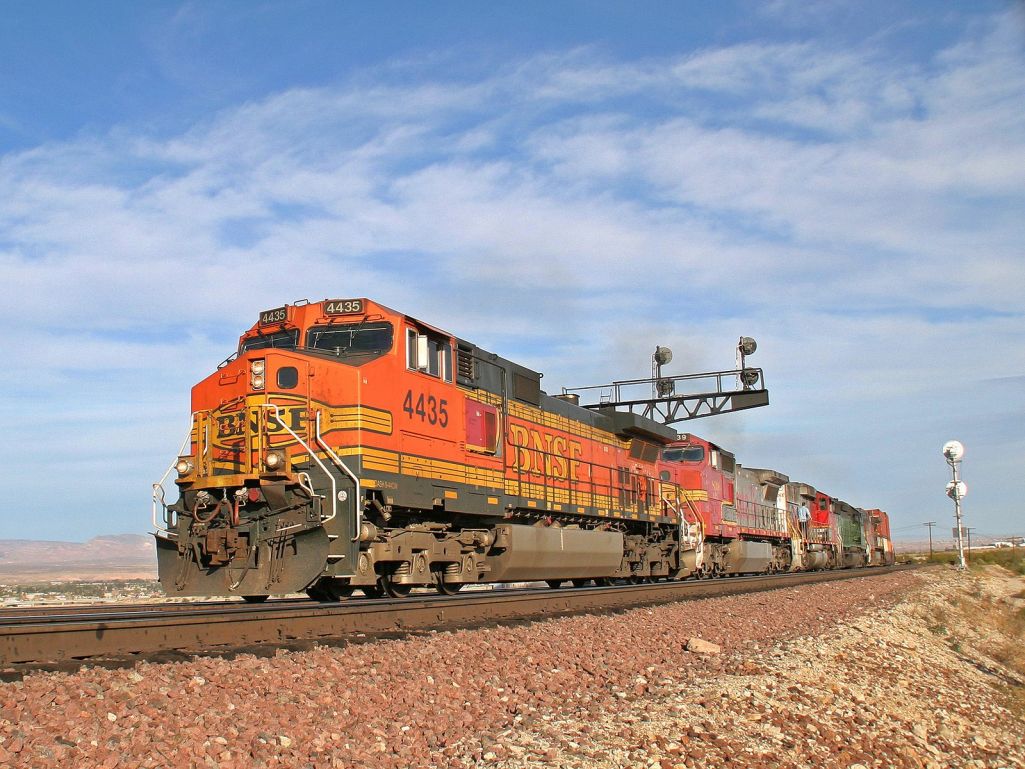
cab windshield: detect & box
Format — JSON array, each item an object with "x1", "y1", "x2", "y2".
[
  {"x1": 307, "y1": 321, "x2": 393, "y2": 361},
  {"x1": 240, "y1": 329, "x2": 299, "y2": 352},
  {"x1": 662, "y1": 445, "x2": 705, "y2": 463}
]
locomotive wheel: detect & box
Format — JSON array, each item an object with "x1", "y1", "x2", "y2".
[
  {"x1": 545, "y1": 579, "x2": 564, "y2": 589},
  {"x1": 594, "y1": 578, "x2": 613, "y2": 587},
  {"x1": 571, "y1": 578, "x2": 591, "y2": 588},
  {"x1": 434, "y1": 572, "x2": 464, "y2": 595},
  {"x1": 306, "y1": 580, "x2": 354, "y2": 602},
  {"x1": 242, "y1": 595, "x2": 269, "y2": 603},
  {"x1": 361, "y1": 584, "x2": 384, "y2": 599},
  {"x1": 380, "y1": 573, "x2": 413, "y2": 598}
]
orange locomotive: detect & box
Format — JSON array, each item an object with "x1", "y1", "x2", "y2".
[
  {"x1": 152, "y1": 297, "x2": 891, "y2": 601},
  {"x1": 154, "y1": 297, "x2": 695, "y2": 600}
]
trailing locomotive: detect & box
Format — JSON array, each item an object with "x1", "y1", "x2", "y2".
[{"x1": 152, "y1": 297, "x2": 893, "y2": 601}]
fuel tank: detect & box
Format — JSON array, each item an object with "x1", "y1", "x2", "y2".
[{"x1": 486, "y1": 524, "x2": 624, "y2": 582}]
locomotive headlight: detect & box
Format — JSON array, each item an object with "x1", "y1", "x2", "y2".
[
  {"x1": 175, "y1": 457, "x2": 194, "y2": 476},
  {"x1": 264, "y1": 450, "x2": 285, "y2": 470},
  {"x1": 251, "y1": 359, "x2": 266, "y2": 390}
]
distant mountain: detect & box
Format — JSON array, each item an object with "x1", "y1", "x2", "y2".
[
  {"x1": 0, "y1": 533, "x2": 153, "y2": 563},
  {"x1": 0, "y1": 533, "x2": 156, "y2": 581}
]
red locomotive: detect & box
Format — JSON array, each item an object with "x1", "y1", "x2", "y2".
[{"x1": 152, "y1": 298, "x2": 893, "y2": 601}]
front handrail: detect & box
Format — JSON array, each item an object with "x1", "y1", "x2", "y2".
[
  {"x1": 679, "y1": 491, "x2": 706, "y2": 566},
  {"x1": 314, "y1": 412, "x2": 361, "y2": 540},
  {"x1": 152, "y1": 412, "x2": 200, "y2": 535},
  {"x1": 258, "y1": 403, "x2": 337, "y2": 527}
]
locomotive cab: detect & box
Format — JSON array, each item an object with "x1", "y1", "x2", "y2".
[{"x1": 661, "y1": 434, "x2": 737, "y2": 539}]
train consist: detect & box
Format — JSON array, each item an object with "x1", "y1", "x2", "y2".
[{"x1": 153, "y1": 297, "x2": 894, "y2": 601}]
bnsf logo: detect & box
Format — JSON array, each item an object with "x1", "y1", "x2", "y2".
[
  {"x1": 214, "y1": 407, "x2": 306, "y2": 443},
  {"x1": 507, "y1": 423, "x2": 584, "y2": 481}
]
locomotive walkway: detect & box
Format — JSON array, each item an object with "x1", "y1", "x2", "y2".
[{"x1": 0, "y1": 566, "x2": 906, "y2": 675}]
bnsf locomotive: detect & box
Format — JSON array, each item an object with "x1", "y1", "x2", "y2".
[{"x1": 152, "y1": 298, "x2": 894, "y2": 601}]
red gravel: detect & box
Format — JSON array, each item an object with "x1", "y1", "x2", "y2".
[{"x1": 0, "y1": 573, "x2": 914, "y2": 768}]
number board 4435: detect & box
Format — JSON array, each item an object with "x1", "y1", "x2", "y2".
[
  {"x1": 259, "y1": 306, "x2": 287, "y2": 325},
  {"x1": 325, "y1": 299, "x2": 365, "y2": 315}
]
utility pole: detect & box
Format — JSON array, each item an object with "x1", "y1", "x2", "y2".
[
  {"x1": 965, "y1": 527, "x2": 974, "y2": 562},
  {"x1": 942, "y1": 441, "x2": 968, "y2": 571},
  {"x1": 923, "y1": 521, "x2": 936, "y2": 558}
]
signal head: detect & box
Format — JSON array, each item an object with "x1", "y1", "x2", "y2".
[
  {"x1": 945, "y1": 480, "x2": 968, "y2": 499},
  {"x1": 942, "y1": 440, "x2": 964, "y2": 462}
]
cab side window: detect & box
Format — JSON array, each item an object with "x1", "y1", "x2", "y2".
[{"x1": 407, "y1": 328, "x2": 452, "y2": 382}]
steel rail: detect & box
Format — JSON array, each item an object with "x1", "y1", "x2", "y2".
[
  {"x1": 0, "y1": 585, "x2": 599, "y2": 621},
  {"x1": 0, "y1": 598, "x2": 316, "y2": 623},
  {"x1": 1, "y1": 567, "x2": 908, "y2": 670}
]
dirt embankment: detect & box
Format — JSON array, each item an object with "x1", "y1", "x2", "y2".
[{"x1": 1, "y1": 567, "x2": 1022, "y2": 768}]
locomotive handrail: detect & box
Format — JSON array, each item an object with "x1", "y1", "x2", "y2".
[
  {"x1": 151, "y1": 411, "x2": 201, "y2": 535},
  {"x1": 258, "y1": 403, "x2": 337, "y2": 527},
  {"x1": 217, "y1": 351, "x2": 239, "y2": 369},
  {"x1": 677, "y1": 491, "x2": 705, "y2": 568},
  {"x1": 314, "y1": 410, "x2": 362, "y2": 539}
]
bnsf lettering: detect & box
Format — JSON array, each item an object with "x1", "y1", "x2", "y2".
[
  {"x1": 216, "y1": 408, "x2": 305, "y2": 439},
  {"x1": 507, "y1": 423, "x2": 583, "y2": 481}
]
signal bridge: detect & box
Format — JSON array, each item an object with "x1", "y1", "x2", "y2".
[{"x1": 563, "y1": 337, "x2": 769, "y2": 427}]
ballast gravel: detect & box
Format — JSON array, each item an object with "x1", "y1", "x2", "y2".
[{"x1": 1, "y1": 570, "x2": 1021, "y2": 768}]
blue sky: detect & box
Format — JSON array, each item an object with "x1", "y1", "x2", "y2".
[{"x1": 1, "y1": 1, "x2": 1022, "y2": 542}]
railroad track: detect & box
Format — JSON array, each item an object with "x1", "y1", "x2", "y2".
[{"x1": 1, "y1": 566, "x2": 908, "y2": 676}]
